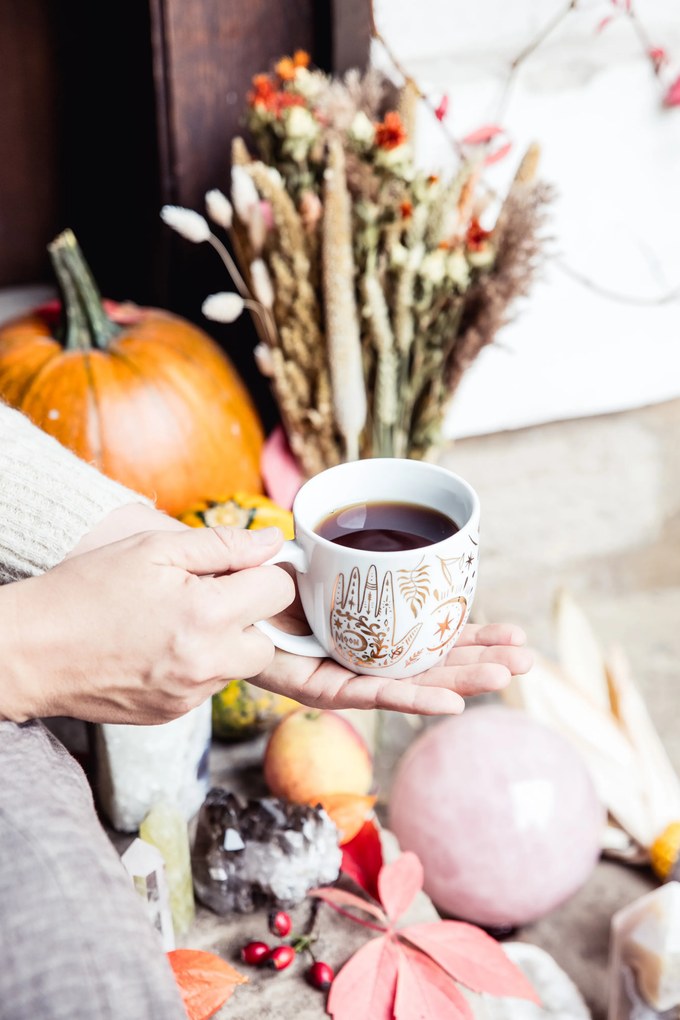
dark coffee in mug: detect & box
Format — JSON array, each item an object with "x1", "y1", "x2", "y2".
[{"x1": 314, "y1": 500, "x2": 458, "y2": 553}]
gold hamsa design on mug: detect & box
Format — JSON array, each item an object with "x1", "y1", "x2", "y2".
[{"x1": 330, "y1": 565, "x2": 422, "y2": 668}]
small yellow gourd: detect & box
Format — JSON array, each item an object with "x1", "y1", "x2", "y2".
[
  {"x1": 178, "y1": 492, "x2": 297, "y2": 741},
  {"x1": 650, "y1": 821, "x2": 680, "y2": 881},
  {"x1": 179, "y1": 492, "x2": 294, "y2": 538}
]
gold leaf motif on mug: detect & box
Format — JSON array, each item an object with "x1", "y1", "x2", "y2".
[
  {"x1": 397, "y1": 557, "x2": 431, "y2": 617},
  {"x1": 437, "y1": 553, "x2": 466, "y2": 587}
]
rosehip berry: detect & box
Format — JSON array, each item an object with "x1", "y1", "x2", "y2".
[
  {"x1": 268, "y1": 910, "x2": 292, "y2": 937},
  {"x1": 240, "y1": 940, "x2": 270, "y2": 966},
  {"x1": 306, "y1": 960, "x2": 334, "y2": 990},
  {"x1": 267, "y1": 944, "x2": 296, "y2": 971}
]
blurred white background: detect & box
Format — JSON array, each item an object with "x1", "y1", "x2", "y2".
[{"x1": 372, "y1": 0, "x2": 680, "y2": 438}]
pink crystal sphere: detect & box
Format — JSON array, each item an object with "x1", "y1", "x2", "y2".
[{"x1": 389, "y1": 705, "x2": 605, "y2": 927}]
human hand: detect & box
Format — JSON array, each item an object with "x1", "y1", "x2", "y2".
[
  {"x1": 69, "y1": 501, "x2": 188, "y2": 555},
  {"x1": 3, "y1": 526, "x2": 294, "y2": 725},
  {"x1": 253, "y1": 600, "x2": 533, "y2": 714}
]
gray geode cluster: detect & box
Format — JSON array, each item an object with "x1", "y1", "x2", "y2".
[{"x1": 191, "y1": 789, "x2": 342, "y2": 913}]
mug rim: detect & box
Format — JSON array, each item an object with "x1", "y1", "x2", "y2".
[{"x1": 291, "y1": 457, "x2": 480, "y2": 559}]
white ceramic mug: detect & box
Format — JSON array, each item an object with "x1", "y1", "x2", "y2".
[{"x1": 257, "y1": 458, "x2": 480, "y2": 679}]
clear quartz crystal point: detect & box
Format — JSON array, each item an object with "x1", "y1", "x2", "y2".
[
  {"x1": 121, "y1": 837, "x2": 175, "y2": 951},
  {"x1": 139, "y1": 801, "x2": 196, "y2": 937}
]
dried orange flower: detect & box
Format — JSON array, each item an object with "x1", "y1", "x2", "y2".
[
  {"x1": 272, "y1": 92, "x2": 306, "y2": 115},
  {"x1": 375, "y1": 111, "x2": 407, "y2": 150},
  {"x1": 275, "y1": 57, "x2": 297, "y2": 81},
  {"x1": 400, "y1": 200, "x2": 413, "y2": 220},
  {"x1": 249, "y1": 74, "x2": 275, "y2": 107},
  {"x1": 275, "y1": 51, "x2": 310, "y2": 80}
]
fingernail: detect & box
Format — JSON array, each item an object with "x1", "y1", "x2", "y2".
[{"x1": 250, "y1": 526, "x2": 281, "y2": 544}]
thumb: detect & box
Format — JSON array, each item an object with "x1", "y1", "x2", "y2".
[{"x1": 146, "y1": 525, "x2": 285, "y2": 575}]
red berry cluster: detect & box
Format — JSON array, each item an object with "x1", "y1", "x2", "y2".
[{"x1": 239, "y1": 910, "x2": 334, "y2": 992}]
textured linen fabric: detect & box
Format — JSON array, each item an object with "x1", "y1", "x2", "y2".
[
  {"x1": 0, "y1": 721, "x2": 186, "y2": 1020},
  {"x1": 0, "y1": 404, "x2": 152, "y2": 583},
  {"x1": 0, "y1": 404, "x2": 184, "y2": 1018}
]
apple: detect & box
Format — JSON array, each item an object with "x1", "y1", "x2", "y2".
[{"x1": 263, "y1": 709, "x2": 373, "y2": 803}]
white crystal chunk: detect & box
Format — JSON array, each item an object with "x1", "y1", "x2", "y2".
[{"x1": 609, "y1": 881, "x2": 680, "y2": 1018}]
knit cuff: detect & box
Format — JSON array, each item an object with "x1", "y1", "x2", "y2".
[{"x1": 0, "y1": 406, "x2": 154, "y2": 582}]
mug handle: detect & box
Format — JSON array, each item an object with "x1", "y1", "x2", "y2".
[{"x1": 254, "y1": 540, "x2": 328, "y2": 658}]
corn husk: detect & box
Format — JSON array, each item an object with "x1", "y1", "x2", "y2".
[{"x1": 502, "y1": 589, "x2": 680, "y2": 859}]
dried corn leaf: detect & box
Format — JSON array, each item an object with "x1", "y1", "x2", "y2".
[{"x1": 503, "y1": 592, "x2": 680, "y2": 855}]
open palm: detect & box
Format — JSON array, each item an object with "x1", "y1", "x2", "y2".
[{"x1": 254, "y1": 616, "x2": 533, "y2": 715}]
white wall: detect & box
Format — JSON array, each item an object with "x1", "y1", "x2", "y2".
[{"x1": 373, "y1": 0, "x2": 680, "y2": 438}]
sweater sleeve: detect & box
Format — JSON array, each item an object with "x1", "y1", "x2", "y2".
[{"x1": 0, "y1": 405, "x2": 153, "y2": 583}]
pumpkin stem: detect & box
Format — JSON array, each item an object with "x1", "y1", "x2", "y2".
[
  {"x1": 48, "y1": 229, "x2": 121, "y2": 351},
  {"x1": 48, "y1": 244, "x2": 91, "y2": 352}
]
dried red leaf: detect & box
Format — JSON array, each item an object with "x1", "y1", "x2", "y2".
[
  {"x1": 394, "y1": 943, "x2": 474, "y2": 1020},
  {"x1": 664, "y1": 74, "x2": 680, "y2": 107},
  {"x1": 401, "y1": 922, "x2": 541, "y2": 1003},
  {"x1": 309, "y1": 885, "x2": 388, "y2": 926},
  {"x1": 340, "y1": 819, "x2": 383, "y2": 899},
  {"x1": 327, "y1": 935, "x2": 399, "y2": 1020},
  {"x1": 434, "y1": 94, "x2": 449, "y2": 122},
  {"x1": 34, "y1": 299, "x2": 63, "y2": 328},
  {"x1": 460, "y1": 125, "x2": 512, "y2": 165},
  {"x1": 483, "y1": 140, "x2": 513, "y2": 165},
  {"x1": 460, "y1": 124, "x2": 504, "y2": 145},
  {"x1": 167, "y1": 949, "x2": 247, "y2": 1020},
  {"x1": 377, "y1": 851, "x2": 423, "y2": 924},
  {"x1": 648, "y1": 46, "x2": 668, "y2": 71}
]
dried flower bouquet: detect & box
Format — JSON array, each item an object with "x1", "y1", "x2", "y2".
[{"x1": 162, "y1": 52, "x2": 552, "y2": 477}]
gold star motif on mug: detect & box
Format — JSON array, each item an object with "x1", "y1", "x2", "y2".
[{"x1": 435, "y1": 612, "x2": 453, "y2": 639}]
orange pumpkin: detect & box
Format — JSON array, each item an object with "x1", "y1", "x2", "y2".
[{"x1": 0, "y1": 229, "x2": 264, "y2": 515}]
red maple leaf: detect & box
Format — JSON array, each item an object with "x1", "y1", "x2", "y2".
[
  {"x1": 311, "y1": 851, "x2": 540, "y2": 1020},
  {"x1": 341, "y1": 819, "x2": 383, "y2": 900}
]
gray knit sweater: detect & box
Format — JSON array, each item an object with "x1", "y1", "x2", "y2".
[{"x1": 0, "y1": 405, "x2": 149, "y2": 583}]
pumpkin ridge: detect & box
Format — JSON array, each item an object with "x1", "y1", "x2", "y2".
[
  {"x1": 12, "y1": 349, "x2": 61, "y2": 412},
  {"x1": 81, "y1": 351, "x2": 105, "y2": 468},
  {"x1": 90, "y1": 346, "x2": 193, "y2": 475},
  {"x1": 99, "y1": 347, "x2": 204, "y2": 456},
  {"x1": 128, "y1": 331, "x2": 260, "y2": 435},
  {"x1": 122, "y1": 326, "x2": 258, "y2": 415},
  {"x1": 115, "y1": 335, "x2": 264, "y2": 461}
]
